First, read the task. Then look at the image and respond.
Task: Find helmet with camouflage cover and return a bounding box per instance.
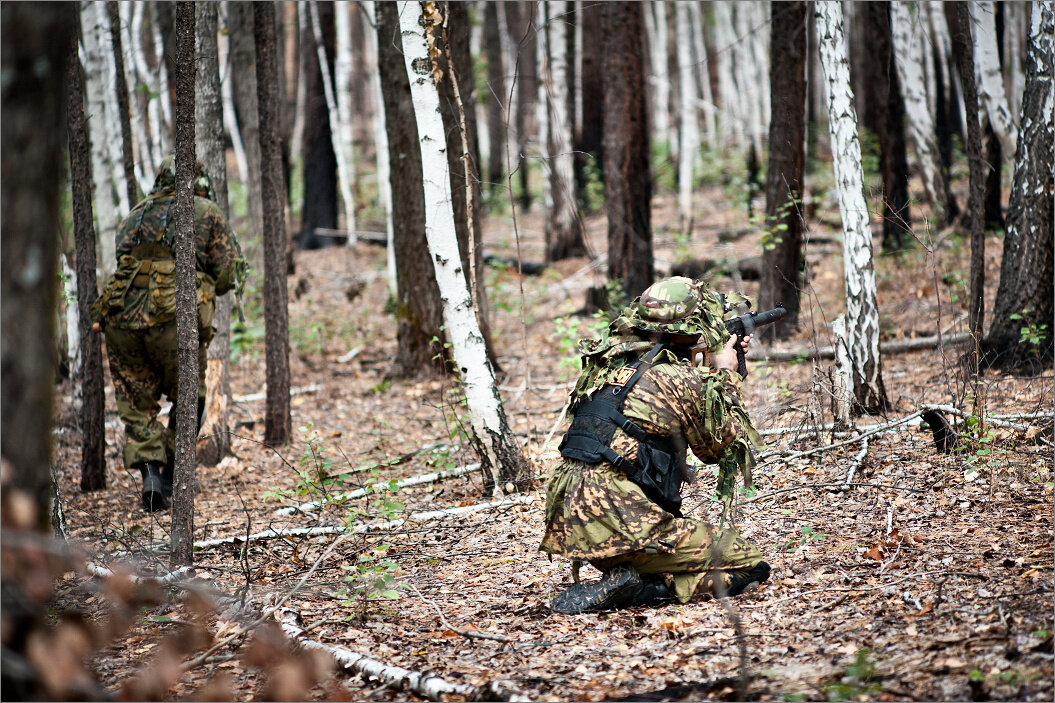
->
[150,155,216,201]
[610,276,731,352]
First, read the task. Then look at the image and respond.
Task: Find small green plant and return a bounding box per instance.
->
[784,525,828,551]
[340,545,403,621]
[822,648,883,700]
[1010,309,1050,348]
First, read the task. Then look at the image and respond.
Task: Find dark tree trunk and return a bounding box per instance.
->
[376,0,445,378]
[170,0,197,568]
[930,22,961,222]
[195,1,232,467]
[1,2,75,529]
[483,2,505,198]
[576,0,604,208]
[861,2,911,251]
[758,1,807,342]
[982,3,1054,371]
[298,0,338,249]
[946,2,988,340]
[281,2,298,210]
[67,16,107,492]
[507,1,537,211]
[602,2,653,299]
[983,120,1004,229]
[256,2,292,445]
[435,1,499,371]
[107,1,138,205]
[228,3,264,277]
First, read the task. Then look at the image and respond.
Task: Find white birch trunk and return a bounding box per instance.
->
[535,1,550,206]
[735,3,766,155]
[1004,2,1024,122]
[714,2,737,144]
[573,0,583,148]
[335,0,360,245]
[471,1,491,173]
[398,0,526,490]
[497,1,518,168]
[538,1,578,253]
[81,0,122,278]
[116,2,150,193]
[63,256,82,413]
[648,1,671,149]
[689,2,716,148]
[309,0,357,240]
[362,0,396,296]
[126,1,159,184]
[816,1,887,412]
[927,1,962,138]
[891,1,949,211]
[219,2,249,188]
[150,2,172,155]
[675,1,697,233]
[969,1,1019,156]
[290,3,309,161]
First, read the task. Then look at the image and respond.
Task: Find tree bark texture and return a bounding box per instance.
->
[860,2,911,251]
[575,0,604,208]
[509,1,537,211]
[376,0,445,378]
[195,1,233,467]
[538,1,586,261]
[334,0,359,242]
[170,1,198,568]
[398,0,530,491]
[107,1,138,206]
[602,2,654,300]
[67,18,107,492]
[1,2,75,527]
[434,1,499,370]
[815,1,888,414]
[483,2,506,197]
[298,0,338,249]
[758,1,807,341]
[983,2,1054,370]
[228,1,264,280]
[969,1,1019,156]
[256,2,293,446]
[946,2,988,340]
[890,0,956,225]
[675,1,698,236]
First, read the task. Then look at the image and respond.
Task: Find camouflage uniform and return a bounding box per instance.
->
[93,157,246,479]
[541,278,769,608]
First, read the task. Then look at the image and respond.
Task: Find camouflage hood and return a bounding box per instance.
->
[150,155,216,200]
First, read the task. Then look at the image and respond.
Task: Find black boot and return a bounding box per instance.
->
[625,575,675,607]
[551,564,643,614]
[724,561,771,596]
[138,461,169,513]
[161,456,173,499]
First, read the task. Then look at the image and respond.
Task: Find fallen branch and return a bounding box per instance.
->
[749,331,973,363]
[407,582,510,642]
[195,494,537,552]
[232,384,323,405]
[85,562,194,586]
[273,463,482,516]
[278,608,506,701]
[841,437,869,489]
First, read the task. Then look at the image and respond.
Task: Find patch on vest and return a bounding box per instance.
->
[612,367,637,387]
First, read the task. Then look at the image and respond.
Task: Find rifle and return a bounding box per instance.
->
[725,305,787,378]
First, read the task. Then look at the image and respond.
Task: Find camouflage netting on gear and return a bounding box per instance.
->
[153,154,216,201]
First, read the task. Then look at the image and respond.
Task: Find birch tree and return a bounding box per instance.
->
[891,1,956,225]
[816,1,888,414]
[688,2,716,148]
[107,1,137,206]
[397,0,529,491]
[361,0,395,293]
[675,1,698,235]
[983,1,1054,370]
[647,2,670,150]
[67,19,106,491]
[538,0,585,260]
[969,1,1019,157]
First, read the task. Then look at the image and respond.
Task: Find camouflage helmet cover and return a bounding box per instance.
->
[151,154,216,200]
[610,276,731,351]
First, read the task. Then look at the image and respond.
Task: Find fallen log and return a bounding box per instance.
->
[748,331,973,363]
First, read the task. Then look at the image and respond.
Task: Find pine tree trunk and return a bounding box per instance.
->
[969,1,1019,156]
[397,0,530,491]
[758,1,807,341]
[510,1,537,212]
[602,2,653,300]
[946,2,988,341]
[228,1,264,279]
[815,1,888,414]
[982,2,1054,370]
[170,1,198,568]
[256,1,292,446]
[195,1,233,468]
[376,1,445,378]
[575,0,604,206]
[539,0,585,261]
[107,2,138,206]
[890,1,956,225]
[483,2,506,199]
[219,3,249,187]
[675,1,697,235]
[1,1,76,523]
[67,21,107,492]
[298,0,338,249]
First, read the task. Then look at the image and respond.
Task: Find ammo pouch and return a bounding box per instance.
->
[559,349,685,516]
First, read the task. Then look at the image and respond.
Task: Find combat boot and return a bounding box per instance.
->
[138,461,169,513]
[724,561,771,596]
[161,455,173,498]
[625,575,675,607]
[550,564,643,614]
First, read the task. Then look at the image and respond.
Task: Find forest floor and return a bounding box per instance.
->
[51,184,1053,701]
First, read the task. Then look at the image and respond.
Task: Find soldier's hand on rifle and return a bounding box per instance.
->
[713,334,750,371]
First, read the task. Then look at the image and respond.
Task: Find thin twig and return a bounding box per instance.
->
[407,582,510,642]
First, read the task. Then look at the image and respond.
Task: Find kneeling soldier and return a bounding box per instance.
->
[541,277,770,613]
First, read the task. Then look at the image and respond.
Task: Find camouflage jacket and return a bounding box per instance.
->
[540,360,761,560]
[92,192,246,330]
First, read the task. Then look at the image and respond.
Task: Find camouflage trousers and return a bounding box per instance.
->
[541,460,765,603]
[105,320,208,468]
